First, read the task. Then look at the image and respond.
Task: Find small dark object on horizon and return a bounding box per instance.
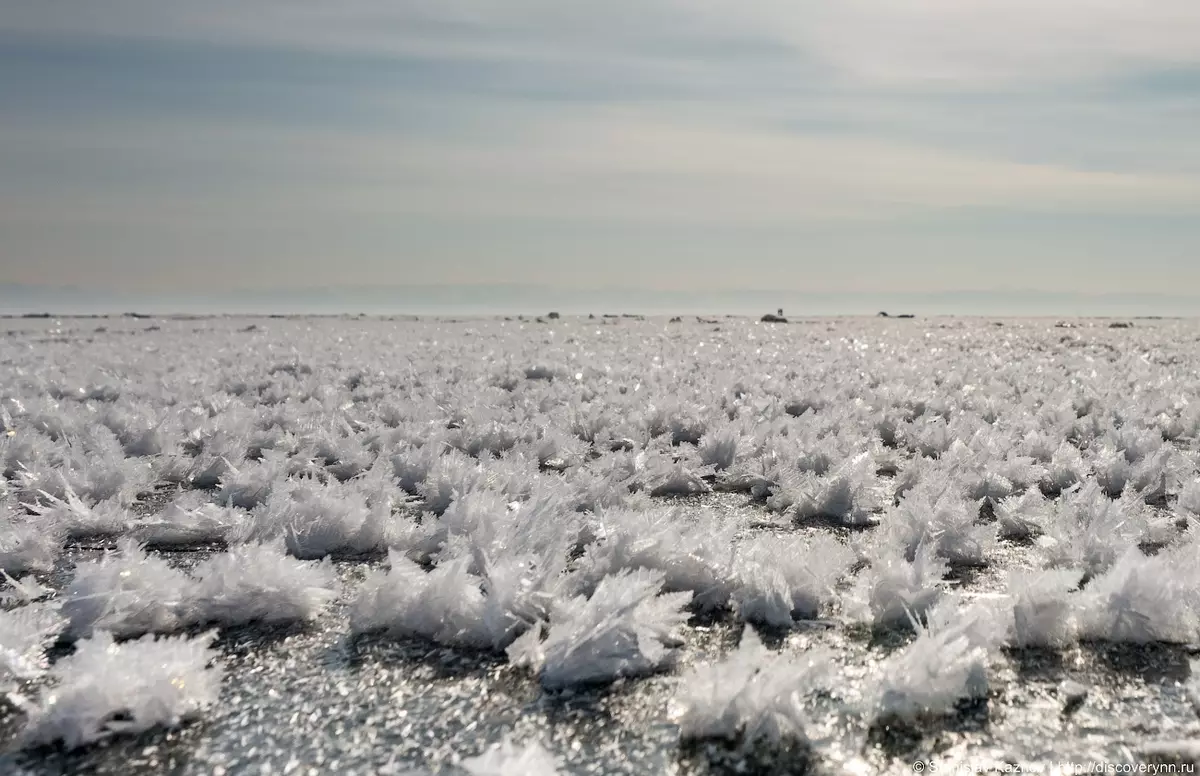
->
[668,316,682,323]
[22,312,52,319]
[588,313,595,319]
[1109,322,1133,329]
[896,314,916,319]
[878,311,890,317]
[547,311,560,319]
[761,313,788,323]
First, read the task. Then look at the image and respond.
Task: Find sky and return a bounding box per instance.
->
[3,2,1200,313]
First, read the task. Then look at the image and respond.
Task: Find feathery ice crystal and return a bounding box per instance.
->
[186,540,338,628]
[23,630,222,749]
[510,569,691,689]
[62,538,190,639]
[0,604,64,693]
[875,598,1004,721]
[673,625,831,748]
[461,738,560,776]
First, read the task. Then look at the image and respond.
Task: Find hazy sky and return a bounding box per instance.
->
[4,2,1200,300]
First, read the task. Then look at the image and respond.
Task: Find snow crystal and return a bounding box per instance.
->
[0,604,63,694]
[186,540,338,628]
[575,506,736,610]
[23,630,222,749]
[1006,569,1082,648]
[62,539,190,639]
[247,478,391,559]
[26,488,129,542]
[514,569,691,689]
[731,533,856,626]
[461,738,560,776]
[673,625,831,748]
[128,495,245,548]
[875,599,1003,721]
[0,507,62,575]
[351,552,491,648]
[1076,547,1197,644]
[848,541,947,630]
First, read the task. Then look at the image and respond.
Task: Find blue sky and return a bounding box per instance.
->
[3,2,1200,310]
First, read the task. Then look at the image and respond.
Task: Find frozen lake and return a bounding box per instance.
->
[2,314,1200,775]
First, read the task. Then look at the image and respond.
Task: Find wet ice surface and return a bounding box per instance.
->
[4,315,1200,774]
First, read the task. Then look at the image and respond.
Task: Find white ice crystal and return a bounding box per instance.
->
[0,604,64,693]
[461,738,560,776]
[185,429,247,490]
[673,625,831,747]
[215,449,289,509]
[849,541,947,630]
[128,495,245,548]
[772,453,882,527]
[513,569,692,689]
[390,443,445,496]
[1076,547,1197,644]
[418,452,488,515]
[248,478,391,558]
[875,599,1003,720]
[62,538,190,639]
[635,451,714,498]
[880,481,994,567]
[351,552,490,648]
[993,489,1050,541]
[0,506,63,575]
[474,552,566,650]
[1179,479,1200,517]
[1006,569,1082,648]
[23,630,222,749]
[1037,481,1145,579]
[186,540,338,628]
[431,487,574,576]
[351,545,560,652]
[14,429,152,507]
[27,488,130,541]
[575,506,736,610]
[697,423,746,472]
[0,572,54,605]
[1039,442,1089,497]
[731,533,856,626]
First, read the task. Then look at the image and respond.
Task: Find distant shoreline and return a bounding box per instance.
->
[0,312,1182,321]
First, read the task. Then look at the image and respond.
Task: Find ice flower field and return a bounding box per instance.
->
[3,313,1200,773]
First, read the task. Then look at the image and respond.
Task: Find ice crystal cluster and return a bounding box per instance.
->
[5,314,1200,763]
[673,626,831,748]
[23,630,222,749]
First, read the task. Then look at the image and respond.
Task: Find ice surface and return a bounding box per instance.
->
[3,314,1200,771]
